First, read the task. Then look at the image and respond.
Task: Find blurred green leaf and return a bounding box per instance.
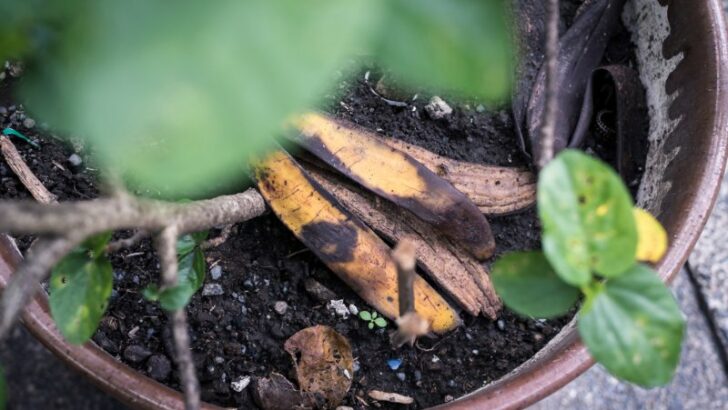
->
[50,248,113,344]
[176,231,207,257]
[23,0,380,196]
[538,150,637,286]
[579,264,684,387]
[145,247,206,311]
[82,231,113,258]
[492,251,579,318]
[374,0,512,101]
[373,317,387,328]
[359,311,372,321]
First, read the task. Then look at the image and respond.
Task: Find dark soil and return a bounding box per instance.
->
[0,4,644,409]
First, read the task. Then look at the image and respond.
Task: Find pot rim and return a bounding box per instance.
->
[0,1,726,409]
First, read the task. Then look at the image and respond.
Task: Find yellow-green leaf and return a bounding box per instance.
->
[634,208,668,263]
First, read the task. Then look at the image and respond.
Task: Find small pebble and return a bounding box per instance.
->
[497,319,505,331]
[210,265,223,280]
[387,358,402,370]
[414,370,422,382]
[274,301,288,315]
[123,344,152,363]
[68,153,83,167]
[147,355,172,381]
[396,372,406,382]
[424,96,453,120]
[230,375,251,392]
[0,107,7,117]
[476,104,486,113]
[348,303,359,316]
[202,283,224,296]
[327,299,350,318]
[444,395,454,403]
[214,356,225,364]
[22,118,35,129]
[352,360,361,372]
[336,407,354,410]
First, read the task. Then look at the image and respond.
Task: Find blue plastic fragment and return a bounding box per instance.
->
[2,127,39,149]
[387,358,402,370]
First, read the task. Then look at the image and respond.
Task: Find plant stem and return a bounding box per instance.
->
[156,226,200,410]
[538,0,560,168]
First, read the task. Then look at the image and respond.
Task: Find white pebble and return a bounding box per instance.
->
[210,265,223,280]
[327,299,350,318]
[202,283,224,296]
[230,375,251,392]
[348,304,359,316]
[274,301,288,315]
[424,96,453,120]
[68,153,83,167]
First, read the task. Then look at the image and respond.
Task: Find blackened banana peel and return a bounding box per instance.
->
[253,150,460,333]
[292,113,496,260]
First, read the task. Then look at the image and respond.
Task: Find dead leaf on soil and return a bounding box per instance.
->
[284,325,354,407]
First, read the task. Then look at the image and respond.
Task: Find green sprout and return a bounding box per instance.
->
[359,310,387,330]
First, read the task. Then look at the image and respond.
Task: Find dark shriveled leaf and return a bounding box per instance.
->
[523,0,627,161]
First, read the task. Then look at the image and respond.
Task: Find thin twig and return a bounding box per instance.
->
[390,239,429,348]
[156,226,200,410]
[0,188,267,236]
[538,0,561,168]
[0,136,57,204]
[200,224,234,250]
[106,230,148,253]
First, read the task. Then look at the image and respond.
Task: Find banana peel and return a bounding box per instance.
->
[291,113,495,260]
[306,165,502,319]
[377,138,537,215]
[253,149,460,333]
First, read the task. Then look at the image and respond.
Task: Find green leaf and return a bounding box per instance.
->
[492,252,579,318]
[368,322,374,330]
[579,265,685,387]
[50,250,113,344]
[372,311,378,319]
[359,311,372,321]
[538,150,637,286]
[22,0,381,197]
[374,317,387,328]
[82,231,113,258]
[374,0,512,101]
[176,234,198,257]
[157,248,206,310]
[142,285,161,302]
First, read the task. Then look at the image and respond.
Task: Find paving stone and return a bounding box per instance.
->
[530,270,728,410]
[688,174,728,355]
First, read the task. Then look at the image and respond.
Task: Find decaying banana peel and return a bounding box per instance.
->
[291,112,495,260]
[306,164,501,318]
[377,138,537,215]
[253,149,460,333]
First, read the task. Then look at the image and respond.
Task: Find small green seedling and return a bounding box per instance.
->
[359,310,387,330]
[492,150,684,388]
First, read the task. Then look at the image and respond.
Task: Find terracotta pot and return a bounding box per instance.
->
[0,0,726,409]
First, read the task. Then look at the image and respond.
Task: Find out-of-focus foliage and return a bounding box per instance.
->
[5,0,511,196]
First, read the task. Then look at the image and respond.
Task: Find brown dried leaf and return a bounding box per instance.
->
[252,373,323,410]
[284,325,354,407]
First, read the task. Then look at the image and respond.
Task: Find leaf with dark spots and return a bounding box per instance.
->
[290,112,495,260]
[300,221,357,264]
[523,0,628,162]
[252,373,323,410]
[284,326,353,407]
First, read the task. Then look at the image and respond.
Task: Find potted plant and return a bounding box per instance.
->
[0,0,726,409]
